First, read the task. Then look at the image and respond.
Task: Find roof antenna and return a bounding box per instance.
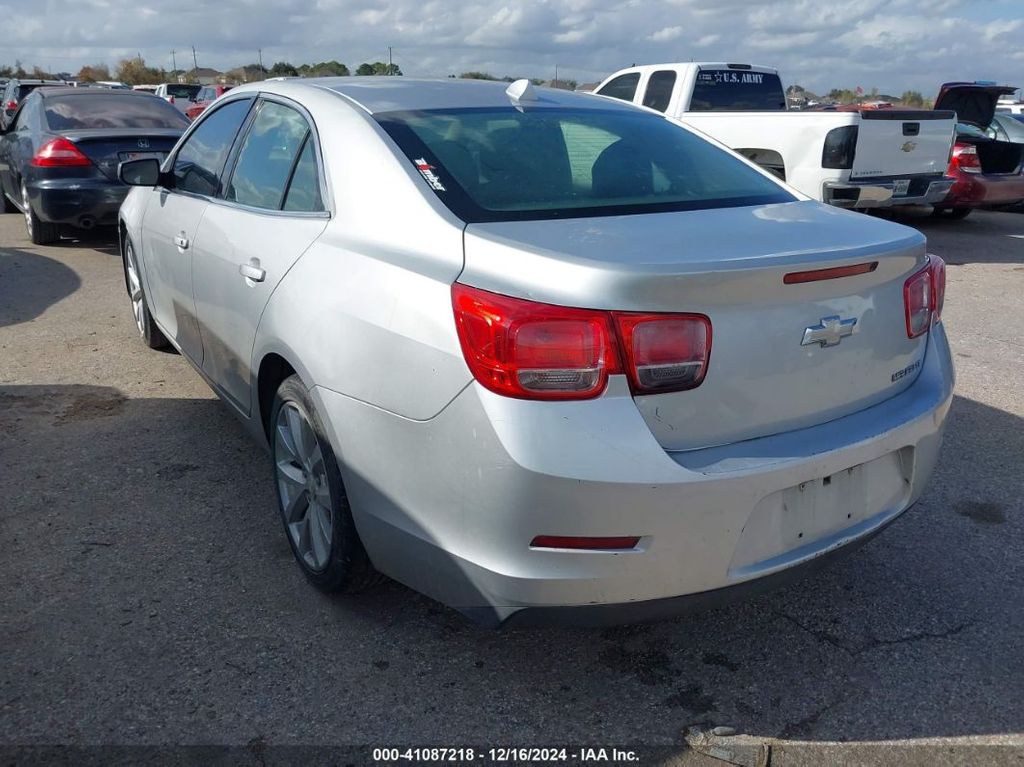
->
[506,78,538,107]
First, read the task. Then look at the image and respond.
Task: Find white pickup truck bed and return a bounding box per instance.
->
[593,63,957,209]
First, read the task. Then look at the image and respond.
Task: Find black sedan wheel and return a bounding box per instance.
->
[22,180,58,244]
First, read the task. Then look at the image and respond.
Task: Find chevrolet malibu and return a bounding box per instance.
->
[116,78,954,627]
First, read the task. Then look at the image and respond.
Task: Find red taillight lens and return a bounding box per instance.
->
[452,284,713,400]
[31,138,92,168]
[4,100,17,111]
[451,284,620,400]
[903,255,945,338]
[530,535,640,550]
[614,314,711,392]
[952,143,981,174]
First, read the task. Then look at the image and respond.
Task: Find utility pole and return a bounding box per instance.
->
[191,46,198,74]
[258,48,264,73]
[388,46,392,75]
[554,64,558,87]
[171,50,177,77]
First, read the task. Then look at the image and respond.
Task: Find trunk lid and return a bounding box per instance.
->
[58,129,183,181]
[849,110,956,180]
[462,201,930,451]
[934,82,1018,129]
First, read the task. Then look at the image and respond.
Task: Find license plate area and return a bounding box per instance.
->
[729,449,912,573]
[892,179,911,197]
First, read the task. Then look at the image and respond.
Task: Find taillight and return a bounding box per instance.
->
[614,314,711,392]
[903,254,945,338]
[31,138,92,168]
[822,125,858,169]
[951,143,981,174]
[4,100,17,111]
[451,283,712,401]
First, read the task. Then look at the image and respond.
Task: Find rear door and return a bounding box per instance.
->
[139,96,254,362]
[850,110,956,181]
[190,97,329,415]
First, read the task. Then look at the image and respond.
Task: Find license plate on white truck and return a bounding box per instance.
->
[892,179,910,196]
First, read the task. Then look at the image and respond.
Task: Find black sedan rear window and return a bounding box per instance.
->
[165,84,201,99]
[376,106,793,222]
[44,95,189,130]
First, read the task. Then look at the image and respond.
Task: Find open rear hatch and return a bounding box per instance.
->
[462,201,931,451]
[59,128,182,181]
[936,82,1024,174]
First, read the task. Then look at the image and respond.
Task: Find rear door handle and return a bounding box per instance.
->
[174,234,189,249]
[239,263,266,283]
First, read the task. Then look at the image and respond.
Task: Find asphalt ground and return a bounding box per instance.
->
[1,207,1022,763]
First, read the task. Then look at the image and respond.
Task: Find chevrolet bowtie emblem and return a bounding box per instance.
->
[801,316,857,347]
[900,141,917,152]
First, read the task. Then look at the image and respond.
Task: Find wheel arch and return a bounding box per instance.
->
[735,147,787,181]
[257,352,298,441]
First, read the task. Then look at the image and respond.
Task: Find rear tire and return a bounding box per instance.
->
[122,236,169,349]
[21,180,58,244]
[931,206,972,220]
[270,374,383,593]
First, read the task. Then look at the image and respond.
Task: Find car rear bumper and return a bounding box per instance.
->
[312,324,954,627]
[26,178,128,228]
[823,176,955,209]
[942,170,1024,208]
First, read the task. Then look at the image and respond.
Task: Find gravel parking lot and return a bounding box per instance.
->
[1,208,1022,760]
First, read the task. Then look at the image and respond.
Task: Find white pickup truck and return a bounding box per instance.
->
[594,63,957,209]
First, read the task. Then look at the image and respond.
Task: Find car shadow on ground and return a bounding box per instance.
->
[0,247,82,328]
[1,384,1020,745]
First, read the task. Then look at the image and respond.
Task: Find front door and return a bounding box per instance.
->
[190,99,329,415]
[139,97,254,363]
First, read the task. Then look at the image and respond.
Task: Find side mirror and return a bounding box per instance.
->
[119,157,161,186]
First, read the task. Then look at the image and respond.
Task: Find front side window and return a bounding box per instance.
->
[596,73,641,103]
[376,106,794,223]
[226,101,318,211]
[643,71,677,113]
[172,98,252,196]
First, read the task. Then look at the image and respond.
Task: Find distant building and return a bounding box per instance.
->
[179,67,223,85]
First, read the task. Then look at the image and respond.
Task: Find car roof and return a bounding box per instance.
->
[34,87,164,98]
[238,77,643,115]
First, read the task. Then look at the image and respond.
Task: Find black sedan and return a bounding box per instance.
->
[0,87,189,244]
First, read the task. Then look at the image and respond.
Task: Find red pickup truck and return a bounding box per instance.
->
[185,85,234,121]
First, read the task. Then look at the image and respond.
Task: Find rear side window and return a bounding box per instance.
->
[226,101,319,211]
[44,95,189,130]
[165,84,201,100]
[690,69,787,111]
[596,73,640,103]
[172,98,252,197]
[282,138,323,212]
[642,71,676,113]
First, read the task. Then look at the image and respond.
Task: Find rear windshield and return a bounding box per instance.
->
[376,106,793,223]
[17,83,53,100]
[165,84,201,99]
[690,69,787,112]
[44,95,190,130]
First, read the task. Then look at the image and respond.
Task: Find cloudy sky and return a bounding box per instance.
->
[4,0,1022,95]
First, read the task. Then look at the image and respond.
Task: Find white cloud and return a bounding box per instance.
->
[1,0,1020,95]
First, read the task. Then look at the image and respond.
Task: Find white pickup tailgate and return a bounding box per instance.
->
[850,110,956,180]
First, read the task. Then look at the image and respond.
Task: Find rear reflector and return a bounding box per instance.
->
[530,536,640,550]
[784,262,878,284]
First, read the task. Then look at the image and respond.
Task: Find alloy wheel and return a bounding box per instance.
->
[124,240,145,335]
[274,402,333,571]
[21,182,32,239]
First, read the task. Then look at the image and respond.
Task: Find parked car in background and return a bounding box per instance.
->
[116,77,953,626]
[593,63,956,210]
[153,83,202,112]
[1,79,65,130]
[932,82,1024,219]
[184,84,234,120]
[132,84,158,93]
[0,87,188,243]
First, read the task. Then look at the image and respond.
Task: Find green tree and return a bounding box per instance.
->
[116,57,164,85]
[900,90,925,108]
[356,61,402,76]
[269,61,298,77]
[460,71,497,80]
[76,63,111,83]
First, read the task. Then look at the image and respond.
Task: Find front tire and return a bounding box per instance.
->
[122,236,169,349]
[270,375,382,593]
[22,180,58,244]
[931,206,972,220]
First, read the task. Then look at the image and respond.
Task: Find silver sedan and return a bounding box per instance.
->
[117,77,954,627]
